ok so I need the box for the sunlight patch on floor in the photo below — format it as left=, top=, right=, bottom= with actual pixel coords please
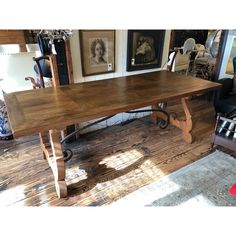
left=75, top=155, right=173, bottom=205
left=66, top=167, right=88, bottom=184
left=99, top=149, right=144, bottom=170
left=110, top=176, right=181, bottom=206
left=0, top=185, right=26, bottom=206
left=139, top=159, right=167, bottom=179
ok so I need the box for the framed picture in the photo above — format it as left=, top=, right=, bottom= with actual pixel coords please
left=225, top=36, right=236, bottom=75
left=126, top=30, right=165, bottom=71
left=79, top=30, right=115, bottom=76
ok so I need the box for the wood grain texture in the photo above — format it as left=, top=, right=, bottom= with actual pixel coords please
left=1, top=99, right=233, bottom=206
left=152, top=97, right=194, bottom=143
left=4, top=71, right=221, bottom=137
left=0, top=30, right=27, bottom=52
left=48, top=129, right=67, bottom=198
left=65, top=40, right=74, bottom=84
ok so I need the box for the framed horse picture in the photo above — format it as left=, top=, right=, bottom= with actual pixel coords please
left=126, top=30, right=165, bottom=72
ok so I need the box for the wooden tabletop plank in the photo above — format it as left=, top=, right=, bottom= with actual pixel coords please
left=4, top=71, right=221, bottom=137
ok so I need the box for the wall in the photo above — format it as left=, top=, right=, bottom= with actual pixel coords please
left=70, top=30, right=171, bottom=83
left=69, top=30, right=171, bottom=133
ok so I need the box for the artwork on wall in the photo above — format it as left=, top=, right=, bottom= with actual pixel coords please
left=79, top=30, right=115, bottom=76
left=126, top=30, right=165, bottom=72
left=169, top=30, right=209, bottom=50
left=225, top=36, right=236, bottom=75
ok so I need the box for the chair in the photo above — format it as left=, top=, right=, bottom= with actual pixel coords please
left=182, top=38, right=196, bottom=54
left=25, top=54, right=77, bottom=145
left=25, top=54, right=60, bottom=89
left=168, top=38, right=195, bottom=75
left=168, top=49, right=191, bottom=75
left=192, top=30, right=221, bottom=80
left=24, top=54, right=68, bottom=147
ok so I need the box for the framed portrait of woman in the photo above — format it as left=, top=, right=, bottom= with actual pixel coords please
left=126, top=30, right=165, bottom=71
left=79, top=30, right=115, bottom=76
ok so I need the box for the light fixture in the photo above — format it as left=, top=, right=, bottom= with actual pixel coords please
left=37, top=30, right=73, bottom=55
left=39, top=30, right=73, bottom=43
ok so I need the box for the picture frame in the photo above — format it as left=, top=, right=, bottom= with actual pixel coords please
left=225, top=36, right=236, bottom=75
left=126, top=30, right=165, bottom=72
left=79, top=30, right=115, bottom=76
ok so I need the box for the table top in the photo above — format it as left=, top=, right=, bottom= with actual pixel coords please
left=4, top=70, right=221, bottom=137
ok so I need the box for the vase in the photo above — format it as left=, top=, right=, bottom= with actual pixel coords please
left=0, top=99, right=13, bottom=140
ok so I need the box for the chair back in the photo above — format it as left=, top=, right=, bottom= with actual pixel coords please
left=168, top=49, right=190, bottom=75
left=33, top=56, right=52, bottom=88
left=25, top=54, right=60, bottom=89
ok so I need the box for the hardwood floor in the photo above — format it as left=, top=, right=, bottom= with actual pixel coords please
left=0, top=99, right=232, bottom=206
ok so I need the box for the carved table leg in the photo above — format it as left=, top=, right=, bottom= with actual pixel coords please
left=172, top=97, right=193, bottom=143
left=151, top=97, right=194, bottom=143
left=49, top=129, right=67, bottom=198
left=40, top=129, right=67, bottom=198
left=39, top=131, right=50, bottom=160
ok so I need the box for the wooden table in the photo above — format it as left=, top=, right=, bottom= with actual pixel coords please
left=4, top=70, right=221, bottom=198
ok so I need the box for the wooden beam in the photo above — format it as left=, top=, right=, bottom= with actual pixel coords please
left=0, top=30, right=27, bottom=52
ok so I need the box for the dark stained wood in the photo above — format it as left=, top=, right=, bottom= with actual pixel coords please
left=212, top=30, right=229, bottom=81
left=48, top=54, right=61, bottom=87
left=4, top=70, right=221, bottom=138
left=1, top=99, right=231, bottom=206
left=65, top=40, right=74, bottom=84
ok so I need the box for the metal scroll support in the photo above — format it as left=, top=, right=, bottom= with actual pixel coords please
left=125, top=107, right=170, bottom=129
left=60, top=106, right=170, bottom=162
left=60, top=115, right=116, bottom=162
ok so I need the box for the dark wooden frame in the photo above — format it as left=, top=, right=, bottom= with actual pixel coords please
left=224, top=34, right=236, bottom=76
left=212, top=30, right=229, bottom=81
left=169, top=30, right=209, bottom=50
left=79, top=30, right=115, bottom=76
left=126, top=30, right=165, bottom=72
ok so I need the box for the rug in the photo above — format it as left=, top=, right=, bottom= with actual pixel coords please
left=110, top=150, right=236, bottom=206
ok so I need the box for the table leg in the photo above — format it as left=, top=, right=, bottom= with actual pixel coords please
left=40, top=129, right=67, bottom=198
left=39, top=132, right=50, bottom=160
left=173, top=97, right=193, bottom=143
left=151, top=97, right=193, bottom=143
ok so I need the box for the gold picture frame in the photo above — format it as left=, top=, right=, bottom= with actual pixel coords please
left=79, top=30, right=115, bottom=76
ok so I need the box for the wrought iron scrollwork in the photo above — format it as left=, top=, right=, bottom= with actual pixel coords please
left=125, top=104, right=170, bottom=129
left=60, top=115, right=116, bottom=162
left=60, top=106, right=170, bottom=162
left=63, top=149, right=73, bottom=162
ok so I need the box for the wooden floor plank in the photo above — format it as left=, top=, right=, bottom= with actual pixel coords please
left=0, top=99, right=228, bottom=206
